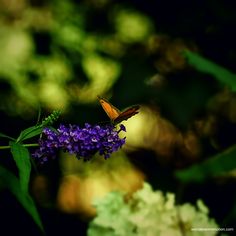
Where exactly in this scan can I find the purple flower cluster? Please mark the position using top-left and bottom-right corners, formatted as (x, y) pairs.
(32, 123), (126, 163)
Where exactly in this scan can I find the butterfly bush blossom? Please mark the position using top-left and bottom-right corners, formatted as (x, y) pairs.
(32, 123), (126, 163)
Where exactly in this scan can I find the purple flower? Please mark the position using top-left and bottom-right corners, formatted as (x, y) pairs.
(32, 123), (126, 163)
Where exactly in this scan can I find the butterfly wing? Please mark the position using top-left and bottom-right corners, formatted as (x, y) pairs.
(98, 96), (121, 121)
(98, 96), (140, 124)
(114, 105), (140, 124)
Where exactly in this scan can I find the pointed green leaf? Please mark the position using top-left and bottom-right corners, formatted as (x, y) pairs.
(175, 145), (236, 183)
(0, 132), (15, 141)
(0, 165), (44, 232)
(10, 142), (31, 194)
(17, 126), (43, 142)
(184, 50), (236, 91)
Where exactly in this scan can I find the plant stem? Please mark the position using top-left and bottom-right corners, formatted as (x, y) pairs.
(0, 143), (39, 150)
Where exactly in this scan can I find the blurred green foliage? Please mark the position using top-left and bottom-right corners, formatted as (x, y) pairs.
(0, 0), (154, 119)
(184, 50), (236, 91)
(176, 145), (236, 182)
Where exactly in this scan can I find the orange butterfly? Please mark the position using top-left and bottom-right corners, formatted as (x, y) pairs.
(98, 96), (140, 124)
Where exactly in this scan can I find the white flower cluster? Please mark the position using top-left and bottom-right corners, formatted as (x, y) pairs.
(88, 183), (218, 236)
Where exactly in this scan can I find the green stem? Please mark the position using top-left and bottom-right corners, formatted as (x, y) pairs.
(0, 143), (39, 150)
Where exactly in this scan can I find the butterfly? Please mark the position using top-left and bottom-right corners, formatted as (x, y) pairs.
(98, 96), (140, 124)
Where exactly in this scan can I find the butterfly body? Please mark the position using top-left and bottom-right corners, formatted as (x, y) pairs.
(98, 96), (139, 124)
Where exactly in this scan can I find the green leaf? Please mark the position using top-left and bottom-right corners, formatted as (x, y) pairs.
(16, 126), (43, 142)
(10, 141), (31, 194)
(0, 132), (15, 141)
(0, 165), (44, 232)
(15, 110), (61, 143)
(184, 50), (236, 91)
(175, 145), (236, 183)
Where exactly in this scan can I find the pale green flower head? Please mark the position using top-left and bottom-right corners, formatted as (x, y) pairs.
(88, 182), (219, 236)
